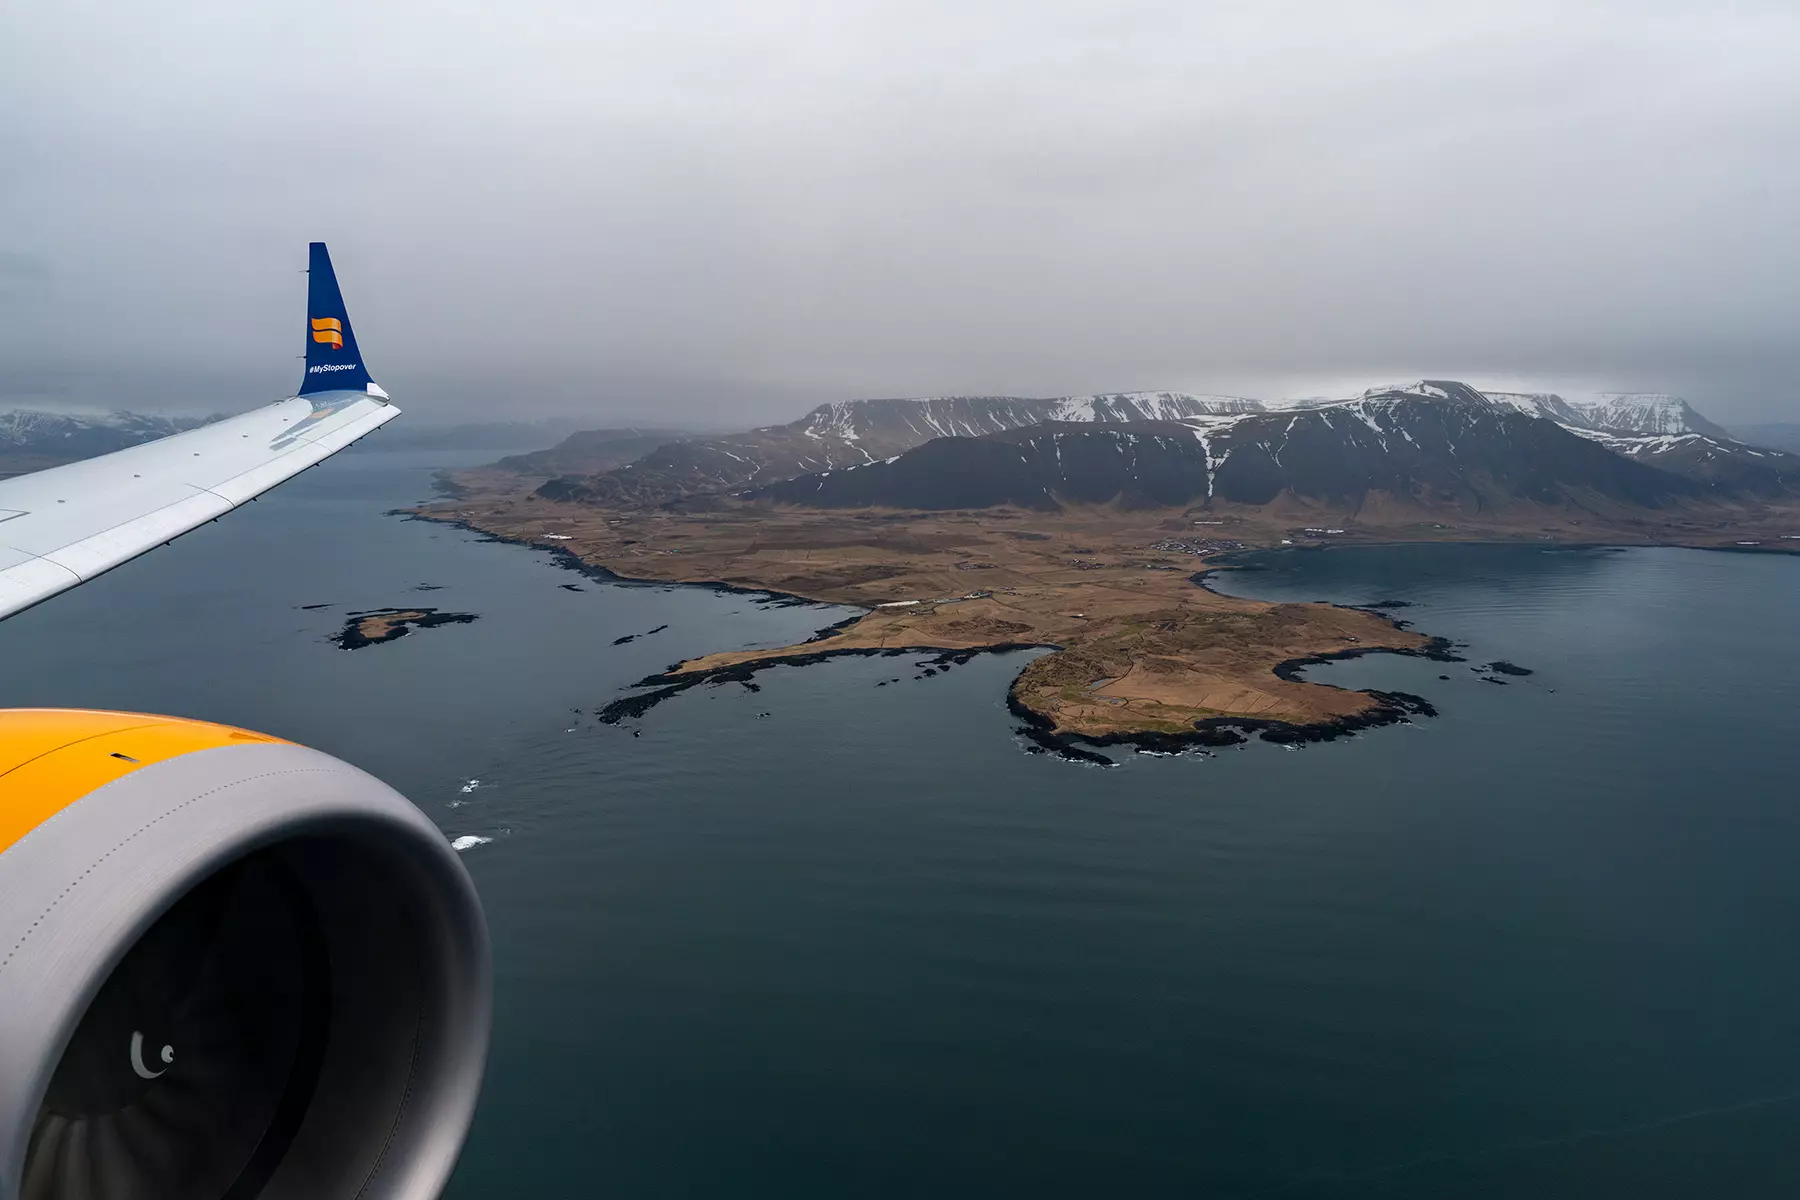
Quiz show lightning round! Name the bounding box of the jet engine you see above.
[0,709,490,1200]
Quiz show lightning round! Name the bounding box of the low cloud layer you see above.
[4,1,1798,423]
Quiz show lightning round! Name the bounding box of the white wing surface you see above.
[0,391,398,619]
[0,241,405,621]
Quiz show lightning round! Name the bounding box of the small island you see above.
[334,607,479,651]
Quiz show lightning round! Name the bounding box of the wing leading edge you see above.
[0,244,399,621]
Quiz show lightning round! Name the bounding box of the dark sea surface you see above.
[4,448,1800,1197]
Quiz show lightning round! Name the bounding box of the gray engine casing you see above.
[0,742,491,1199]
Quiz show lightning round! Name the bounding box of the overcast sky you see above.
[3,1,1798,424]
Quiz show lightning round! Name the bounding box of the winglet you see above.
[300,242,387,399]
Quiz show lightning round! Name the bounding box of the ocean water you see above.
[4,449,1800,1197]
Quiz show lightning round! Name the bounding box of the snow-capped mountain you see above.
[1565,428,1800,498]
[1477,391,1597,428]
[0,408,217,473]
[0,408,213,449]
[536,393,1266,504]
[1574,394,1730,438]
[758,385,1705,514]
[795,393,1265,444]
[1374,383,1706,429]
[533,380,1795,509]
[1409,385,1725,438]
[1457,387,1789,495]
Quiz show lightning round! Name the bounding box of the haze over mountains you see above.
[5,380,1795,519]
[493,427,710,478]
[0,409,217,477]
[760,384,1718,515]
[1716,423,1800,456]
[531,393,1265,505]
[524,382,1800,514]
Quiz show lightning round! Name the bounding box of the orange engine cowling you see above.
[0,710,490,1200]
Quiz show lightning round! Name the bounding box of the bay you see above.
[5,449,1799,1197]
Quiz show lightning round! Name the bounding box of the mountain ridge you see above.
[531,382,1774,509]
[756,388,1720,516]
[534,392,1267,505]
[0,408,221,476]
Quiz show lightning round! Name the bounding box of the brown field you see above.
[351,609,434,642]
[405,495,1427,739]
[410,486,1800,741]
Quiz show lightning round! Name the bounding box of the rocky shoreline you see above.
[594,610,1464,767]
[1270,636,1464,684]
[396,511,841,608]
[1007,642,1452,766]
[1007,681,1441,765]
[597,643,1050,725]
[334,606,479,650]
[407,507,1466,762]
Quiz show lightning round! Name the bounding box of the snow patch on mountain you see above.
[1569,428,1766,461]
[0,408,208,446]
[0,408,220,466]
[1571,394,1730,438]
[1568,428,1703,454]
[1045,392,1265,423]
[790,393,1268,443]
[541,379,1774,508]
[1481,391,1596,427]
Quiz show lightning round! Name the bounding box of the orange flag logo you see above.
[310,317,344,350]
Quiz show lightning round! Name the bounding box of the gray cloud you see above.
[3,0,1798,422]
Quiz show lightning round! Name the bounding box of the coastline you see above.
[402,503,1469,759]
[403,493,1793,759]
[595,644,1049,725]
[1006,677,1441,765]
[392,510,849,608]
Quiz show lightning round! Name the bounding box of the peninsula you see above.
[411,382,1800,755]
[410,499,1455,754]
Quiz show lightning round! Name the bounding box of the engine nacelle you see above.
[0,710,490,1199]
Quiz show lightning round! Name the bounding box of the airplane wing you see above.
[0,243,399,620]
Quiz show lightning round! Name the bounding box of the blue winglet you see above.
[299,242,382,397]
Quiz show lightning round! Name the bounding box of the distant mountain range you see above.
[491,427,706,476]
[757,383,1732,514]
[0,409,692,477]
[9,387,1794,520]
[1731,423,1800,455]
[1480,390,1732,438]
[535,393,1272,504]
[0,408,219,476]
[532,383,1800,512]
[372,417,597,453]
